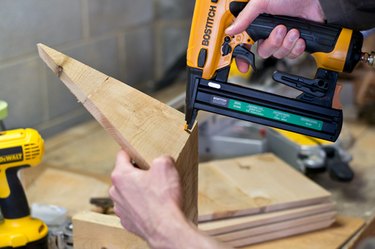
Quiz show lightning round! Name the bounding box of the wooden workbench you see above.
[27,117,375,221]
[22,80,375,248]
[21,118,374,247]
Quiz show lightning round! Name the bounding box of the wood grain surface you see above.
[198,154,331,221]
[72,212,363,249]
[26,168,109,216]
[73,211,148,249]
[199,202,335,235]
[37,43,193,170]
[38,43,198,222]
[214,211,336,242]
[227,219,336,248]
[241,216,364,249]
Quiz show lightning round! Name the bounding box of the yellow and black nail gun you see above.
[0,129,48,249]
[185,0,374,141]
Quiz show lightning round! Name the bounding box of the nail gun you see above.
[0,129,48,249]
[185,0,374,141]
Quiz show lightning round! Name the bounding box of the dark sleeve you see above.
[319,0,375,30]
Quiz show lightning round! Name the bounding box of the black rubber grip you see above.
[229,2,342,54]
[229,1,247,17]
[0,166,30,219]
[247,14,341,53]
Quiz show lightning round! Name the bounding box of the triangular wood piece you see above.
[38,43,193,170]
[37,43,198,222]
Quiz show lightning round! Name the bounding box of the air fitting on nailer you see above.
[361,52,375,68]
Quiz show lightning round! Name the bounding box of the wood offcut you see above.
[37,43,199,230]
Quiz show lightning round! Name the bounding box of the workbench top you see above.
[21,118,374,249]
[28,119,375,221]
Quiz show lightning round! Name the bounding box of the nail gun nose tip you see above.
[370,52,375,67]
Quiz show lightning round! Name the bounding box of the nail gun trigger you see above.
[233,45,256,71]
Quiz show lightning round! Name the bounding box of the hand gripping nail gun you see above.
[185,0,374,141]
[0,129,48,249]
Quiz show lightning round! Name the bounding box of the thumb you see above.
[225,1,264,36]
[114,150,136,173]
[151,156,176,172]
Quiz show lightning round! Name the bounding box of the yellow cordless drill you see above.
[0,128,48,249]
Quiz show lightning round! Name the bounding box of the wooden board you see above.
[198,161,255,221]
[73,211,148,249]
[198,154,331,221]
[199,202,335,235]
[37,43,198,222]
[241,216,365,249]
[227,219,335,248]
[349,214,375,249]
[26,168,109,216]
[72,212,363,249]
[42,121,119,176]
[215,211,336,242]
[37,43,193,170]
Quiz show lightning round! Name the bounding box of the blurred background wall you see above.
[0,0,194,137]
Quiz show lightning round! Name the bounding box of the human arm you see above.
[109,150,230,249]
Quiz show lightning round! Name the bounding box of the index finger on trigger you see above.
[235,57,250,73]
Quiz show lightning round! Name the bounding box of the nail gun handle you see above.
[244,13,363,72]
[0,166,30,219]
[247,14,341,54]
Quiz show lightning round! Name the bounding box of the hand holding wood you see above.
[109,150,182,239]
